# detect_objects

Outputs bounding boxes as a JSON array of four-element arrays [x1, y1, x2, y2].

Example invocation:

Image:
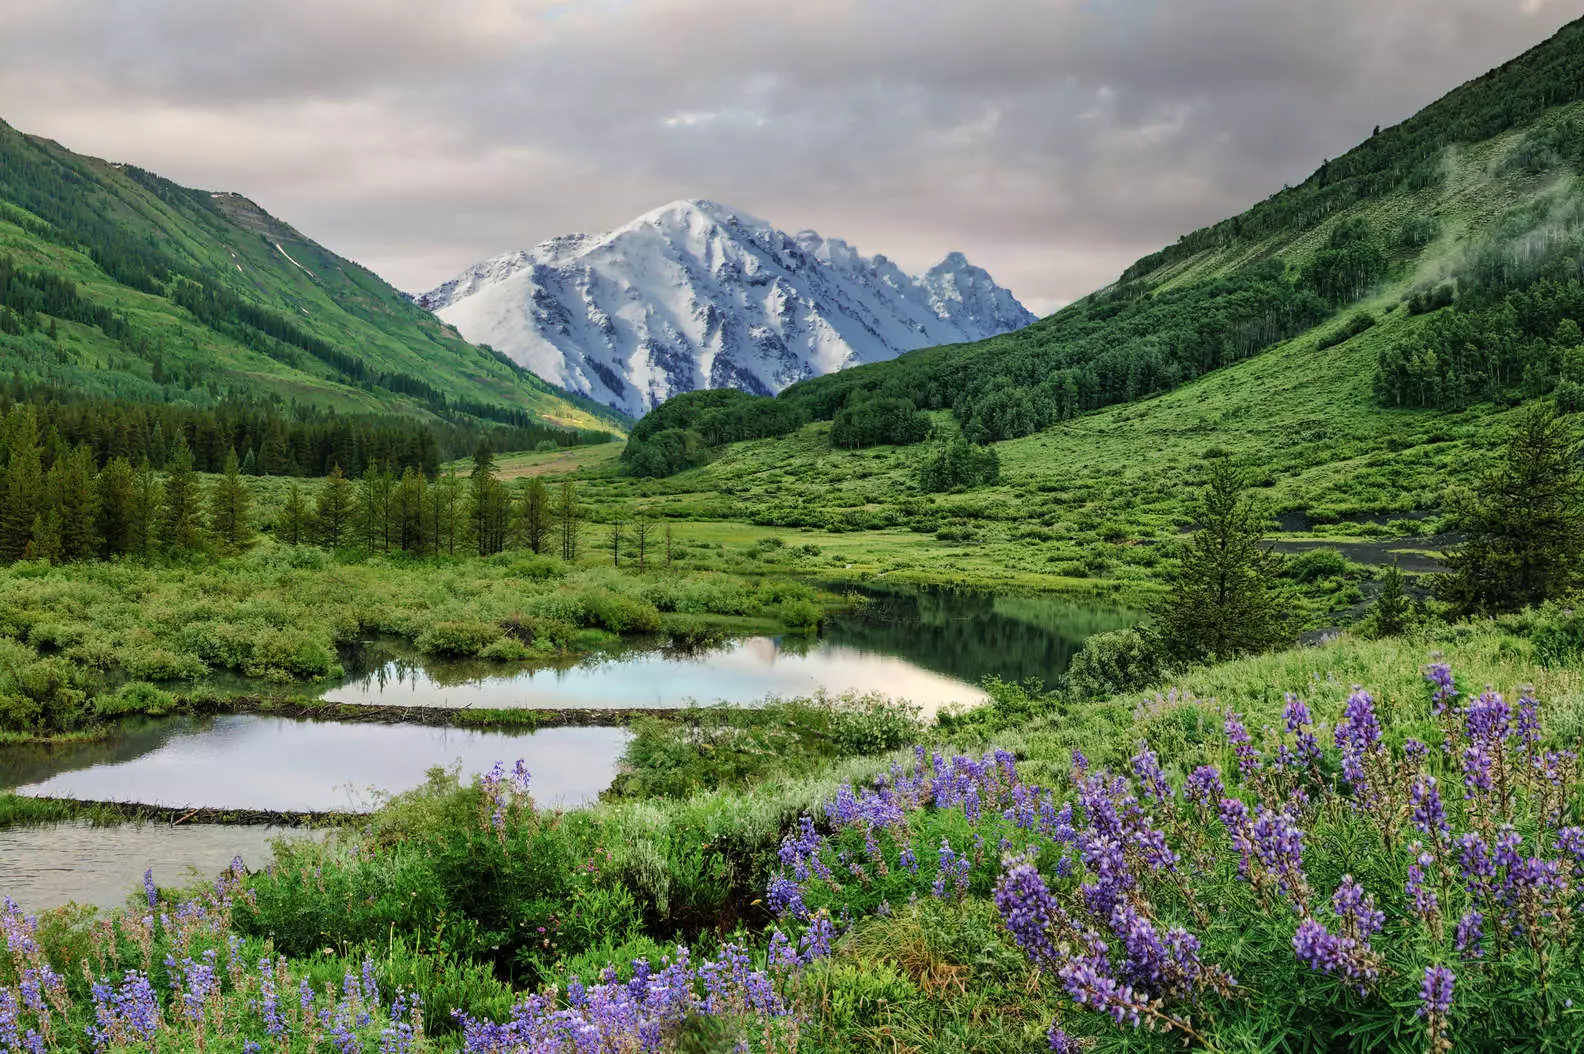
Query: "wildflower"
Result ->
[[1410, 776, 1451, 841], [1419, 966, 1455, 1054], [1424, 663, 1458, 714], [1183, 766, 1224, 809]]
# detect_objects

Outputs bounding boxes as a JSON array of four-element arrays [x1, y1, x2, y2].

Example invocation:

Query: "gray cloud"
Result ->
[[1, 0, 1580, 313]]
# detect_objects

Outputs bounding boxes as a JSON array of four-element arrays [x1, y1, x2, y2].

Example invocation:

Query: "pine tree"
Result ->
[[50, 444, 99, 561], [556, 480, 582, 562], [355, 461, 396, 553], [316, 465, 354, 549], [278, 482, 310, 546], [96, 455, 136, 557], [467, 441, 509, 556], [516, 476, 551, 554], [209, 447, 254, 555], [129, 461, 158, 559], [1155, 460, 1288, 662], [1365, 564, 1413, 638], [432, 470, 461, 556], [393, 467, 428, 553], [0, 408, 42, 561], [1439, 405, 1584, 615], [159, 435, 206, 554]]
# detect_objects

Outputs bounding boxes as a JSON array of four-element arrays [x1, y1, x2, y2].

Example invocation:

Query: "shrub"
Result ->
[[96, 680, 177, 717], [1284, 547, 1356, 584], [582, 591, 662, 633], [1065, 627, 1168, 699], [120, 645, 208, 682], [416, 620, 504, 658]]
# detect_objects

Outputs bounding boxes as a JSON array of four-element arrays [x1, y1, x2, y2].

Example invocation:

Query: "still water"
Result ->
[[0, 823, 323, 913], [2, 716, 629, 811], [324, 585, 1135, 713]]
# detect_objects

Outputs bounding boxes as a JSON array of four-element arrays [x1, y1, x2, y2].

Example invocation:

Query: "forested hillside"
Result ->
[[623, 15, 1584, 475], [0, 118, 622, 450]]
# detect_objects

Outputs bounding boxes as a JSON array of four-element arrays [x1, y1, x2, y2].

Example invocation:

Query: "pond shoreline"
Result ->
[[6, 797, 361, 827]]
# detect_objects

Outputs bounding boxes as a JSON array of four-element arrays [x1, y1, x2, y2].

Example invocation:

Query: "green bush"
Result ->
[[95, 680, 177, 717], [120, 645, 208, 682], [582, 591, 662, 633], [416, 620, 505, 658], [1065, 627, 1168, 699]]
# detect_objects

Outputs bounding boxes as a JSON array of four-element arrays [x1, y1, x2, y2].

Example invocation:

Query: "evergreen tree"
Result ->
[[556, 480, 582, 562], [1439, 405, 1584, 614], [316, 465, 354, 549], [432, 470, 462, 556], [129, 461, 158, 558], [50, 443, 99, 561], [356, 461, 395, 553], [0, 408, 42, 561], [158, 434, 206, 554], [278, 482, 310, 546], [96, 455, 136, 557], [208, 447, 254, 555], [1155, 460, 1287, 662], [393, 467, 428, 553], [468, 441, 509, 556], [1365, 564, 1413, 638], [516, 476, 551, 555]]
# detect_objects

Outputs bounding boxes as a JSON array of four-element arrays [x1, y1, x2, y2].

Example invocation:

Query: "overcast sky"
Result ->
[[1, 1, 1580, 314]]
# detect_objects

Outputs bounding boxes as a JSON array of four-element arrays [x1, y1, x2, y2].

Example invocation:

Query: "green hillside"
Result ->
[[603, 15, 1584, 599], [0, 118, 620, 437]]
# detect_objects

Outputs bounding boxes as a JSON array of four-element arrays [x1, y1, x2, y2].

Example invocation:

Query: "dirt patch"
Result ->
[[1270, 537, 1453, 575]]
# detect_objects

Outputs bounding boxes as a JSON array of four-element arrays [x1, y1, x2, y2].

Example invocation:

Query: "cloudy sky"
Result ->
[[1, 1, 1580, 314]]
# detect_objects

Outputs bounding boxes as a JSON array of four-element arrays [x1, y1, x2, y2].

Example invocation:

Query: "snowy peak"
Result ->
[[419, 202, 1036, 416]]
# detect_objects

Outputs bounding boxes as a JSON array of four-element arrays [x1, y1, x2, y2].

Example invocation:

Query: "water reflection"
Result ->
[[3, 716, 628, 811], [824, 585, 1139, 690], [0, 822, 324, 913], [325, 637, 991, 714]]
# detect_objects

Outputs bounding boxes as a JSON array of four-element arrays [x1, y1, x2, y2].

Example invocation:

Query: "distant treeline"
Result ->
[[0, 387, 603, 479], [0, 401, 590, 568]]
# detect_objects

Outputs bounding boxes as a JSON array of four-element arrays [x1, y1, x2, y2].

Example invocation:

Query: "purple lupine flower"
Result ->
[[1516, 689, 1540, 751], [1455, 911, 1484, 959], [1465, 690, 1511, 745], [1404, 738, 1428, 762], [766, 874, 809, 921], [1418, 965, 1455, 1019], [1249, 806, 1307, 895], [1410, 776, 1451, 840], [1461, 743, 1494, 798], [142, 870, 157, 910], [1424, 663, 1458, 714], [995, 855, 1064, 965], [1048, 1025, 1082, 1053], [1406, 849, 1439, 922], [1332, 876, 1384, 938], [1183, 766, 1224, 809], [1131, 742, 1173, 804], [1224, 710, 1262, 777], [1058, 952, 1143, 1028]]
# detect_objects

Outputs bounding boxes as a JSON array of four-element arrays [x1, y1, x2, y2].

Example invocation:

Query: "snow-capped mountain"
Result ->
[[418, 200, 1036, 417]]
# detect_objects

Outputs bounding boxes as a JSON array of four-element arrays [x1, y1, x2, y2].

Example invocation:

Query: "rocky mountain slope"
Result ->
[[420, 200, 1035, 416]]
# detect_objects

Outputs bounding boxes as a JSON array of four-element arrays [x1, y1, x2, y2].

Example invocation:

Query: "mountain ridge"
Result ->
[[420, 199, 1035, 417], [0, 117, 621, 437]]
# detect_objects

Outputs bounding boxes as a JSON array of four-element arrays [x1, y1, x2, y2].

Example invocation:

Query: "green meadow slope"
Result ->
[[0, 118, 619, 433], [591, 16, 1584, 596]]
